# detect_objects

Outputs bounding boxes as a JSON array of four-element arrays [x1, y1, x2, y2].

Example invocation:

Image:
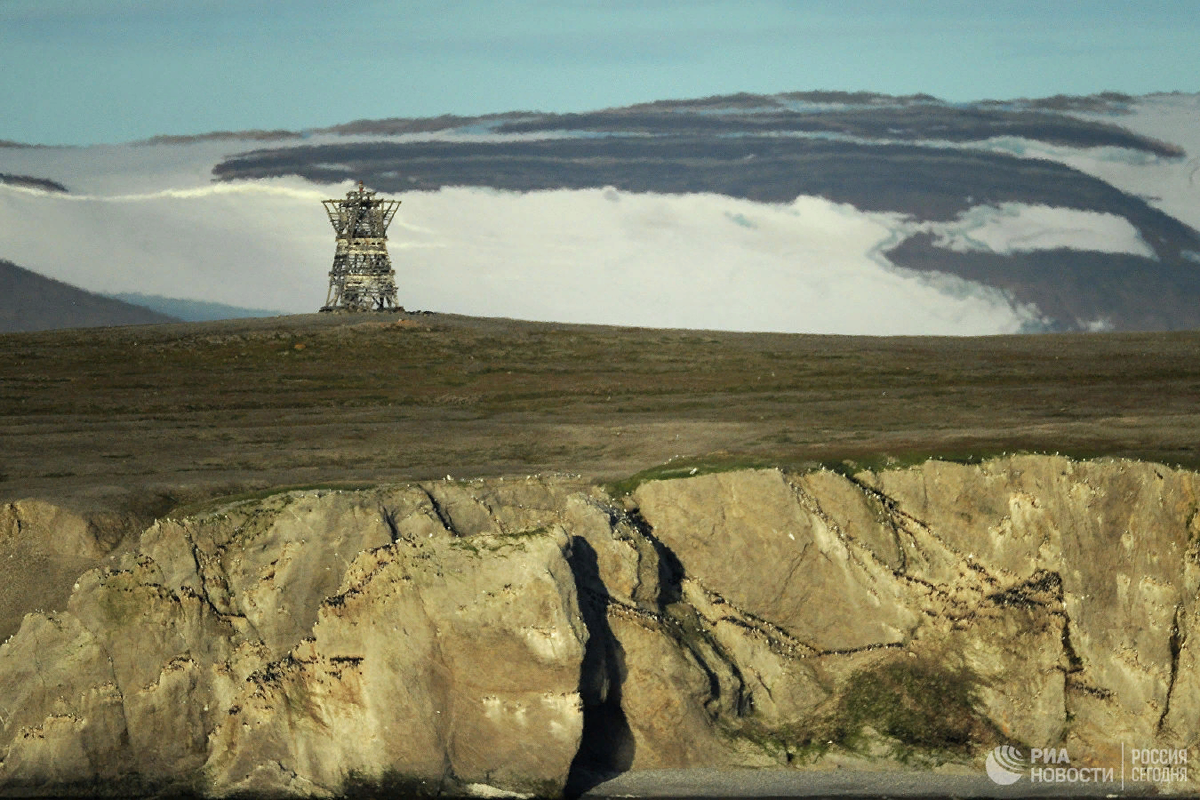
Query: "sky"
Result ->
[[2, 0, 1199, 146]]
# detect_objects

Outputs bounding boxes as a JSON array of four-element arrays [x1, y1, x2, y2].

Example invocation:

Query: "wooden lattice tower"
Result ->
[[320, 181, 401, 312]]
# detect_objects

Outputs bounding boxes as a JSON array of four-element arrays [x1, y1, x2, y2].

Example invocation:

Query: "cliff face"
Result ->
[[1, 457, 1198, 797]]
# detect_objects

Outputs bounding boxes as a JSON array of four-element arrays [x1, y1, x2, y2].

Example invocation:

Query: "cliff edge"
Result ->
[[1, 456, 1197, 796]]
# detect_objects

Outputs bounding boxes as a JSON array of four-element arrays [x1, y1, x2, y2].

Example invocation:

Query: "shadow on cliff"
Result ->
[[564, 537, 636, 797]]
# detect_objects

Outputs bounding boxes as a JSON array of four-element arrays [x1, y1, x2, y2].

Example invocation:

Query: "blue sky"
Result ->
[[2, 0, 1198, 146]]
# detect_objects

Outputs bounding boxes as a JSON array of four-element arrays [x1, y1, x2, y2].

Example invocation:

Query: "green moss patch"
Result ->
[[341, 768, 441, 799], [827, 656, 998, 756]]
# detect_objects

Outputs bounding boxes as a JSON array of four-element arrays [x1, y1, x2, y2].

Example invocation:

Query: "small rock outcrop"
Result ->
[[1, 457, 1198, 796]]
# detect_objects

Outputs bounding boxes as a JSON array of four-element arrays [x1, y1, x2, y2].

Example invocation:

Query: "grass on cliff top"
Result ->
[[164, 481, 388, 520], [4, 311, 1200, 511], [605, 446, 1124, 497], [603, 452, 792, 496]]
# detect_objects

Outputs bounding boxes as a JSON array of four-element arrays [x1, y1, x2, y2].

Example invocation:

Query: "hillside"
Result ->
[[0, 259, 179, 332], [107, 291, 283, 322]]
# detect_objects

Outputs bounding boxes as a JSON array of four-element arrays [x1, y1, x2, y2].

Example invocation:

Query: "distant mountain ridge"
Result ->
[[106, 292, 283, 322], [0, 260, 179, 332]]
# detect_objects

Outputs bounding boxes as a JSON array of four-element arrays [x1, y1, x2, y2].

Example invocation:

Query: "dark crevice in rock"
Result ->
[[592, 589, 665, 626], [683, 574, 899, 660], [843, 475, 952, 575], [174, 537, 261, 647], [246, 651, 301, 689], [813, 641, 906, 658], [564, 537, 635, 797], [378, 505, 400, 543], [1061, 601, 1109, 700], [875, 505, 910, 574], [788, 476, 905, 578], [437, 749, 454, 797], [625, 508, 683, 609], [322, 549, 397, 611], [963, 560, 1002, 591], [987, 569, 1063, 610], [716, 615, 815, 659], [692, 582, 820, 659], [661, 599, 749, 719], [1059, 617, 1084, 675], [1066, 680, 1114, 700], [623, 509, 750, 717], [1056, 583, 1086, 684], [1158, 604, 1184, 734], [185, 538, 237, 618], [420, 487, 458, 536]]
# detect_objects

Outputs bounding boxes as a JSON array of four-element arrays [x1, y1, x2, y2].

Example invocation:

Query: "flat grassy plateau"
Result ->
[[2, 311, 1198, 517]]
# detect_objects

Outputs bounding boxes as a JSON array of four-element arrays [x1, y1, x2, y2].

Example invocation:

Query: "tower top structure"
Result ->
[[320, 181, 401, 312]]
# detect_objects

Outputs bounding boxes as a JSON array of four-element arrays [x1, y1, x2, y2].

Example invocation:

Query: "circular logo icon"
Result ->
[[986, 745, 1026, 785]]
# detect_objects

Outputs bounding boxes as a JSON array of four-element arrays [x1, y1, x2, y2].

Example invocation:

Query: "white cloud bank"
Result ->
[[392, 188, 1052, 335], [924, 203, 1156, 258], [965, 94, 1200, 234], [0, 178, 331, 313], [5, 102, 1190, 337], [0, 176, 1050, 335]]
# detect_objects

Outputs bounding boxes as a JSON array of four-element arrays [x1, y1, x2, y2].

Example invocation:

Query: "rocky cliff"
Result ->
[[2, 456, 1198, 797]]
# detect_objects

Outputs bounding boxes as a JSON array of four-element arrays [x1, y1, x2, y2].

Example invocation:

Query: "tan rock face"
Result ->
[[861, 457, 1199, 748], [634, 469, 920, 652], [0, 613, 126, 789], [632, 459, 1200, 762], [0, 500, 140, 643], [204, 528, 587, 797], [2, 459, 1199, 796], [0, 483, 598, 797]]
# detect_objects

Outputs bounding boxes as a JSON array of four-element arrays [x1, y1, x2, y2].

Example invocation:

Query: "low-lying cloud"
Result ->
[[924, 203, 1156, 258], [0, 177, 1052, 335], [0, 178, 330, 313]]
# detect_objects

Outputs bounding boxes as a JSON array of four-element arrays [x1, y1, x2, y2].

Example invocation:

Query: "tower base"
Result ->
[[319, 305, 407, 314]]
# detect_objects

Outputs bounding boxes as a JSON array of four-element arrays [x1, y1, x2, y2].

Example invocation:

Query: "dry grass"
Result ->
[[3, 310, 1199, 514]]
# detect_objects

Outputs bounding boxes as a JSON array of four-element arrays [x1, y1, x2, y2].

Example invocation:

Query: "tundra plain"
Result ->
[[2, 310, 1198, 519]]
